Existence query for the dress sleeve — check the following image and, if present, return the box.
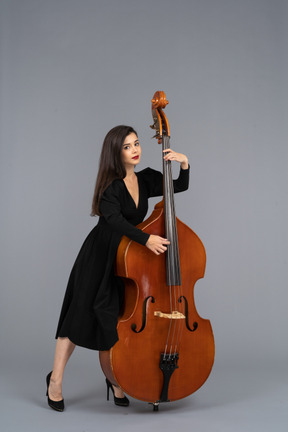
[99,185,150,246]
[142,166,190,197]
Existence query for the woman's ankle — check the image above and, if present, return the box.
[50,372,63,386]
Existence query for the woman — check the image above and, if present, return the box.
[46,125,189,411]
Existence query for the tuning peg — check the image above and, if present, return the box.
[151,133,161,139]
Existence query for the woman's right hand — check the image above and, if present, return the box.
[145,235,170,255]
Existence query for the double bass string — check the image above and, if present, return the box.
[163,135,173,357]
[163,135,185,358]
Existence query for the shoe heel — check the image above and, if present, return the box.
[105,378,129,407]
[106,378,110,401]
[46,371,52,396]
[46,371,65,412]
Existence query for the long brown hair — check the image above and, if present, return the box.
[91,125,137,216]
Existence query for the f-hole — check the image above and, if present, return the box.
[178,296,198,332]
[131,296,155,333]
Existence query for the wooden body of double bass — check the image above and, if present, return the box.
[100,91,214,407]
[100,201,215,404]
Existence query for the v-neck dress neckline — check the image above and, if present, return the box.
[122,173,140,209]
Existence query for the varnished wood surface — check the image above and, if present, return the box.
[103,203,215,403]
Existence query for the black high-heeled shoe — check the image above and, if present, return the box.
[105,378,129,407]
[46,371,65,412]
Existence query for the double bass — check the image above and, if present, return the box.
[100,91,215,410]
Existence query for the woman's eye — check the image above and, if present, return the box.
[123,145,130,150]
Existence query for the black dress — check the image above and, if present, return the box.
[55,167,189,350]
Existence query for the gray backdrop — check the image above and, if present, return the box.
[1,0,287,431]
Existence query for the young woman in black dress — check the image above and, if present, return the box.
[46,125,189,411]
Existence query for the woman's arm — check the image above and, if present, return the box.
[143,153,190,198]
[100,185,169,254]
[100,186,149,245]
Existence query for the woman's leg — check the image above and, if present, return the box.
[99,350,125,398]
[48,337,76,401]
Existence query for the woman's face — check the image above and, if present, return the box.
[121,132,142,169]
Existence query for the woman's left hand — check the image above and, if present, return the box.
[163,149,189,170]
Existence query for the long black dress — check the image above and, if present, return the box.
[55,167,189,350]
